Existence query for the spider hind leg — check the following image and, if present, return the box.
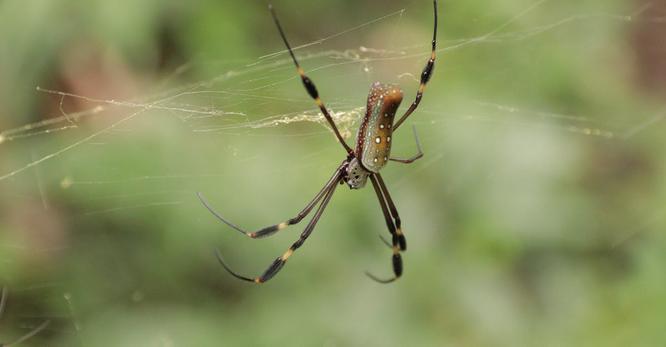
[215,170,341,284]
[365,174,406,284]
[198,162,345,240]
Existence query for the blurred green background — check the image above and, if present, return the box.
[1,0,666,346]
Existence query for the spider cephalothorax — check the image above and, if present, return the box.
[198,0,438,284]
[345,157,369,189]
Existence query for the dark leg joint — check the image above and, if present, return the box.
[259,257,287,283]
[421,60,435,85]
[301,76,319,99]
[292,239,305,250]
[252,224,282,238]
[392,253,403,277]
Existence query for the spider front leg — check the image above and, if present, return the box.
[269,4,353,155]
[390,125,424,164]
[197,162,345,239]
[365,174,405,283]
[216,174,340,284]
[393,0,438,132]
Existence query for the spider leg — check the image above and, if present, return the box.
[393,0,438,131]
[197,162,345,239]
[389,125,424,164]
[215,250,254,282]
[269,4,353,154]
[1,287,51,347]
[217,173,341,284]
[378,234,392,248]
[365,174,404,284]
[376,174,406,251]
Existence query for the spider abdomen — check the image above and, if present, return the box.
[355,82,403,172]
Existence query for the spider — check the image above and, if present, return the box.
[198,0,438,284]
[0,287,50,347]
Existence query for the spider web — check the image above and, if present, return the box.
[1,0,665,345]
[2,2,652,180]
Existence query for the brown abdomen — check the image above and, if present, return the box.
[354,82,403,173]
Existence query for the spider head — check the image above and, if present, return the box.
[345,157,369,189]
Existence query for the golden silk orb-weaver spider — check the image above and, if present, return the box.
[198,0,438,284]
[0,287,50,347]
